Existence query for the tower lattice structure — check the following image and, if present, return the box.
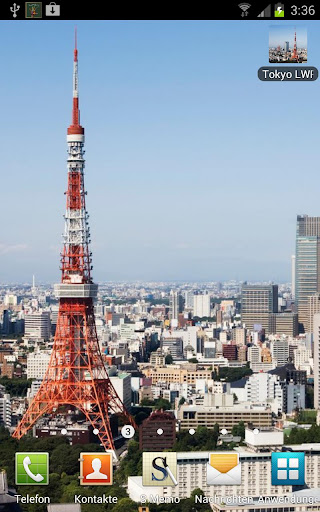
[292,30,298,61]
[13,34,136,451]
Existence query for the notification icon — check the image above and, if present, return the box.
[79,452,113,486]
[274,2,284,17]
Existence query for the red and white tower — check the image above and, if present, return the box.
[292,29,298,61]
[13,32,135,451]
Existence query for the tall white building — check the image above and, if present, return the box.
[184,291,194,309]
[247,345,261,364]
[294,346,312,373]
[232,327,246,346]
[314,313,320,409]
[234,372,284,414]
[24,311,51,340]
[0,386,11,428]
[193,294,210,318]
[272,339,289,366]
[27,351,51,379]
[109,371,131,412]
[169,290,182,323]
[162,326,198,352]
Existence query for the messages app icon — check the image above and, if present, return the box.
[207,453,241,485]
[16,452,49,485]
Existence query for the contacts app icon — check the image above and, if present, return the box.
[207,453,241,485]
[79,452,113,485]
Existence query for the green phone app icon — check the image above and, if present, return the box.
[16,453,49,485]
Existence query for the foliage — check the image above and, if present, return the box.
[306,385,314,409]
[285,424,320,444]
[231,420,245,439]
[140,398,172,411]
[165,354,173,365]
[192,316,216,322]
[297,409,317,424]
[188,358,198,363]
[173,425,220,452]
[154,398,172,410]
[213,364,252,382]
[140,398,154,407]
[0,376,33,397]
[116,440,142,484]
[179,396,186,405]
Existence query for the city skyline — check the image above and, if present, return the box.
[0,20,319,283]
[269,25,308,47]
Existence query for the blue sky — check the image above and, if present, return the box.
[0,20,319,284]
[269,26,307,47]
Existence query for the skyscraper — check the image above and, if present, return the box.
[169,290,182,323]
[313,313,320,410]
[307,293,320,334]
[291,254,296,298]
[241,284,278,333]
[193,293,210,318]
[295,215,320,332]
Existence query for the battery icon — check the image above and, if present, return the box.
[274,3,284,16]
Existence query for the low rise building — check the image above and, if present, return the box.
[26,351,51,379]
[141,364,212,385]
[177,403,272,430]
[139,410,176,451]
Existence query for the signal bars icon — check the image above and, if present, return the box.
[238,3,251,16]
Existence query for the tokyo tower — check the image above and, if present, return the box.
[13,32,135,451]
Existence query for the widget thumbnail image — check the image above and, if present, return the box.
[269,26,307,63]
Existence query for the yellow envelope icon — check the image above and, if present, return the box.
[207,453,241,485]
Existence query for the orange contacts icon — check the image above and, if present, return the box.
[80,452,113,486]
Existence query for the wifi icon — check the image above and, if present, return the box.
[238,3,251,16]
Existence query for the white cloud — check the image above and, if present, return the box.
[0,243,27,254]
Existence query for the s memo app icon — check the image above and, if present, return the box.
[143,452,177,487]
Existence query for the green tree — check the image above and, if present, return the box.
[0,376,33,397]
[140,398,155,406]
[213,365,252,382]
[232,420,245,439]
[154,398,172,411]
[113,498,138,512]
[165,354,173,364]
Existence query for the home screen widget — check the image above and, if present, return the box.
[142,452,177,487]
[16,452,49,485]
[271,452,305,485]
[79,452,113,486]
[207,453,241,485]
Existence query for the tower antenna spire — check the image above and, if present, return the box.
[68,27,83,135]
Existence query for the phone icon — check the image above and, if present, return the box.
[16,452,49,485]
[23,456,44,482]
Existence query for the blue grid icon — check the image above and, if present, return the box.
[271,452,304,485]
